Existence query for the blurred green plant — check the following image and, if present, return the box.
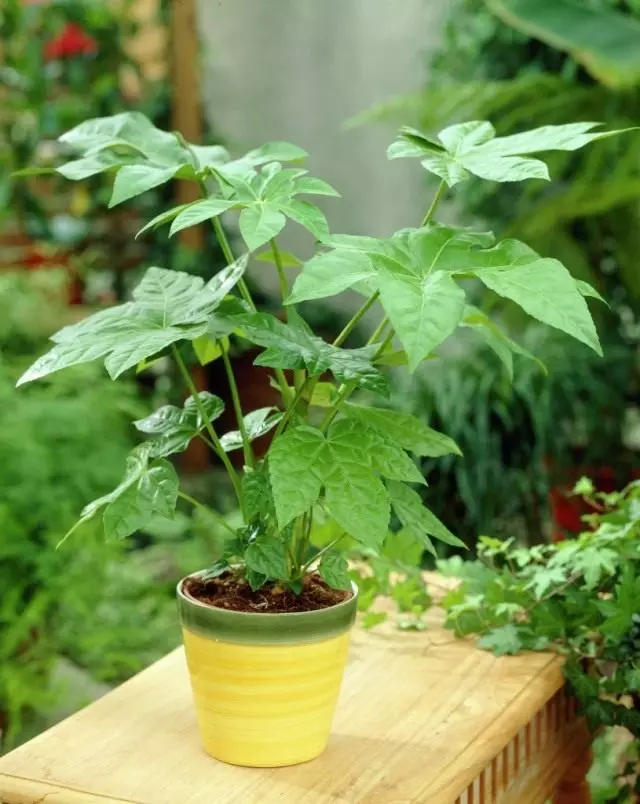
[439,477,640,799]
[397,324,636,545]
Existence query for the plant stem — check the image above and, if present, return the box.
[333,291,380,348]
[220,342,254,468]
[301,536,343,575]
[171,346,244,510]
[271,238,290,315]
[197,186,293,410]
[368,315,389,346]
[421,179,447,226]
[178,491,237,537]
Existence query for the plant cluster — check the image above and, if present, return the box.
[439,478,640,800]
[17,111,628,599]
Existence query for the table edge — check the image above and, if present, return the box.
[0,772,143,804]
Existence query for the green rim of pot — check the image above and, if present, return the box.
[176,573,358,646]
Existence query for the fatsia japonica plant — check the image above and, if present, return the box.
[17,112,632,598]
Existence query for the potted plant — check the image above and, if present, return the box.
[17,112,630,767]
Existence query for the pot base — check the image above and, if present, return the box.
[183,627,351,768]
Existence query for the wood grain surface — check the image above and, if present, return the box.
[0,580,579,804]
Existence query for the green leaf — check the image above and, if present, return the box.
[461,306,547,379]
[329,418,425,484]
[103,483,155,541]
[278,199,330,240]
[318,550,352,591]
[76,447,179,541]
[109,164,180,207]
[242,465,276,522]
[169,198,237,237]
[133,392,224,457]
[324,460,390,549]
[575,279,608,306]
[192,335,229,366]
[268,426,329,529]
[387,481,466,550]
[390,119,633,186]
[244,537,289,580]
[288,249,376,303]
[382,527,425,567]
[294,176,341,197]
[487,0,640,89]
[239,203,287,251]
[18,260,247,385]
[220,407,283,452]
[57,151,125,180]
[473,241,601,355]
[241,313,388,396]
[599,565,640,640]
[256,248,302,267]
[377,263,466,371]
[344,404,462,457]
[361,611,388,629]
[136,204,191,239]
[478,625,523,656]
[138,462,180,519]
[244,141,308,165]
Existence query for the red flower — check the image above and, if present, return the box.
[45,22,97,60]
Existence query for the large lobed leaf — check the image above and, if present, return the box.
[388,120,635,186]
[17,260,248,386]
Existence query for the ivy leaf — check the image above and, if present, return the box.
[376,263,466,372]
[599,565,640,640]
[239,203,287,251]
[241,313,388,395]
[134,392,224,457]
[478,624,523,656]
[343,404,462,457]
[461,306,546,379]
[168,198,237,237]
[389,120,632,186]
[318,550,352,591]
[387,480,466,550]
[473,241,601,355]
[527,566,568,599]
[288,249,376,303]
[220,407,283,452]
[268,426,329,529]
[244,537,289,580]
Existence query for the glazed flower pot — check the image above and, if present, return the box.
[177,575,358,768]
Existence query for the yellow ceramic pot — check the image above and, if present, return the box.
[177,575,357,768]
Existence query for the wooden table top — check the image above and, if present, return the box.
[0,580,565,804]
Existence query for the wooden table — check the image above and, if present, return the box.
[0,582,592,804]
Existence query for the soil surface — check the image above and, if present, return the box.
[183,572,351,614]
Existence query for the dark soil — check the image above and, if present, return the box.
[183,572,351,614]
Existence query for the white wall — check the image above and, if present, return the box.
[196,0,447,297]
